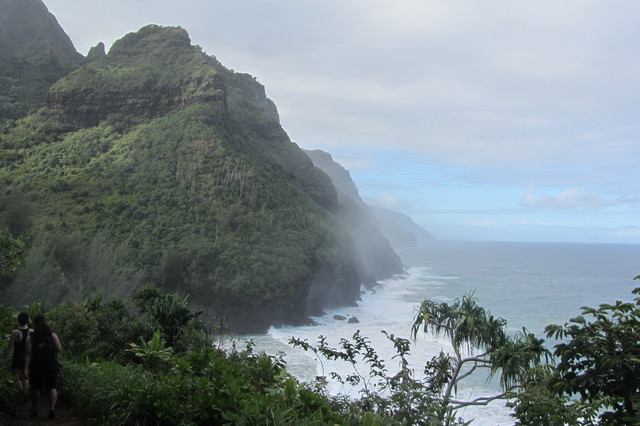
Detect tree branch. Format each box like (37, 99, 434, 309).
(450, 391, 510, 409)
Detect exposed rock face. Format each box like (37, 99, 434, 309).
(0, 0, 84, 119)
(305, 149, 361, 201)
(47, 26, 228, 129)
(0, 0, 82, 66)
(86, 42, 106, 61)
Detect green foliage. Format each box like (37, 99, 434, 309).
(23, 301, 46, 323)
(0, 359, 21, 416)
(64, 342, 347, 425)
(0, 305, 21, 416)
(127, 330, 175, 372)
(48, 296, 152, 363)
(43, 286, 210, 365)
(133, 283, 206, 351)
(508, 365, 595, 426)
(539, 287, 640, 423)
(0, 232, 27, 287)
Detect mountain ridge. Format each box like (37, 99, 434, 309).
(0, 3, 404, 333)
(0, 0, 84, 119)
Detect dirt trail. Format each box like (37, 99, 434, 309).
(0, 394, 86, 426)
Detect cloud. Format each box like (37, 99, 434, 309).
(332, 157, 376, 171)
(469, 220, 498, 229)
(513, 220, 550, 226)
(610, 228, 640, 239)
(366, 192, 408, 209)
(523, 185, 639, 210)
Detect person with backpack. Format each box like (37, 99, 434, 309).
(3, 312, 32, 399)
(23, 314, 62, 419)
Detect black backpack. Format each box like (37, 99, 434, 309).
(32, 334, 57, 366)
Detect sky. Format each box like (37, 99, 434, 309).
(43, 0, 640, 244)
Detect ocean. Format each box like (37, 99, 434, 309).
(237, 241, 640, 425)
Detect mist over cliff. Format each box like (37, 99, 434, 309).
(0, 0, 404, 332)
(305, 149, 433, 251)
(369, 206, 435, 249)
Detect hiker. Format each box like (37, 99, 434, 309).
(4, 312, 31, 399)
(24, 314, 62, 419)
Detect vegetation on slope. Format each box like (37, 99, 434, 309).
(0, 22, 403, 332)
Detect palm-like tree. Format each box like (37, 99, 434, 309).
(412, 292, 549, 409)
(134, 283, 203, 348)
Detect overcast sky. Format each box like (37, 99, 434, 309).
(44, 0, 640, 243)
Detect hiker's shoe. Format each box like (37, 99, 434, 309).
(48, 409, 56, 419)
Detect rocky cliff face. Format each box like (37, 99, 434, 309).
(0, 0, 82, 65)
(46, 26, 227, 129)
(0, 0, 83, 119)
(0, 15, 404, 332)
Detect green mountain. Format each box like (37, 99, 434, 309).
(0, 0, 84, 120)
(0, 3, 403, 332)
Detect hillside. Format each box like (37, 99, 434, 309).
(0, 2, 404, 333)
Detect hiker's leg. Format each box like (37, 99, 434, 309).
(30, 389, 39, 413)
(19, 369, 29, 393)
(48, 388, 58, 410)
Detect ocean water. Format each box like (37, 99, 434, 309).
(239, 241, 640, 425)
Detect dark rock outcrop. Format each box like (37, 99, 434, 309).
(86, 42, 106, 61)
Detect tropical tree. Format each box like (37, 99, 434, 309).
(290, 330, 469, 425)
(133, 283, 204, 349)
(542, 286, 640, 424)
(411, 292, 549, 409)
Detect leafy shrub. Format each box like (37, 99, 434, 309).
(0, 305, 21, 416)
(48, 296, 153, 363)
(64, 342, 347, 425)
(0, 361, 21, 416)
